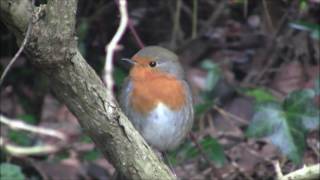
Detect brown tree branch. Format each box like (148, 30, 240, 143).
(0, 0, 174, 179)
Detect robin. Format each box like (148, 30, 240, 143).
(120, 46, 194, 151)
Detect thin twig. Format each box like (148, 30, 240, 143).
(230, 161, 254, 180)
(114, 0, 144, 48)
(245, 0, 299, 83)
(170, 0, 182, 49)
(0, 0, 34, 87)
(0, 115, 67, 141)
(128, 20, 144, 49)
(281, 164, 320, 180)
(0, 137, 58, 156)
(262, 0, 274, 32)
(199, 1, 227, 35)
(273, 161, 284, 178)
(191, 0, 198, 39)
(103, 0, 128, 99)
(213, 105, 248, 125)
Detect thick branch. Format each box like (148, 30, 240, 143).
(0, 0, 174, 179)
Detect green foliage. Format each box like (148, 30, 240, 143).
(0, 163, 25, 180)
(77, 19, 89, 56)
(113, 67, 127, 88)
(284, 89, 319, 130)
(169, 137, 226, 167)
(83, 149, 102, 162)
(7, 114, 37, 146)
(17, 114, 37, 125)
(8, 130, 32, 146)
(191, 136, 226, 167)
(194, 101, 214, 117)
(244, 88, 277, 103)
(80, 135, 93, 143)
(194, 60, 221, 116)
(298, 0, 308, 12)
(52, 151, 70, 162)
(246, 89, 319, 164)
(200, 60, 221, 92)
(246, 102, 305, 163)
(186, 61, 226, 166)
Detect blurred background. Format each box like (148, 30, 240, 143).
(0, 0, 319, 179)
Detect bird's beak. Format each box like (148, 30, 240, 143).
(121, 58, 136, 64)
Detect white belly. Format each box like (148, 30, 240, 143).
(139, 103, 191, 151)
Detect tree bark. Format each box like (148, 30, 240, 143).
(0, 0, 174, 179)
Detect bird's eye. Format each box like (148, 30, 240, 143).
(149, 61, 157, 67)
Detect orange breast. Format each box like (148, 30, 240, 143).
(130, 68, 186, 115)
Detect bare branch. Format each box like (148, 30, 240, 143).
(0, 137, 58, 156)
(0, 115, 67, 141)
(0, 0, 34, 87)
(103, 0, 128, 99)
(273, 161, 320, 180)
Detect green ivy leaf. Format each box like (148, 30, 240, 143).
(246, 101, 305, 164)
(283, 89, 315, 112)
(166, 141, 194, 166)
(283, 89, 319, 130)
(0, 163, 25, 180)
(185, 136, 226, 167)
(244, 88, 277, 104)
(246, 102, 284, 138)
(200, 136, 226, 167)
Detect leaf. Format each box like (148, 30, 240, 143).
(246, 102, 305, 164)
(0, 163, 25, 180)
(185, 136, 226, 167)
(113, 67, 127, 87)
(244, 88, 277, 104)
(295, 107, 320, 131)
(246, 102, 284, 138)
(194, 101, 214, 117)
(80, 135, 93, 143)
(283, 89, 319, 130)
(200, 60, 221, 92)
(283, 89, 315, 112)
(267, 120, 305, 164)
(83, 149, 102, 161)
(200, 60, 217, 70)
(8, 130, 32, 146)
(200, 136, 226, 167)
(166, 141, 194, 166)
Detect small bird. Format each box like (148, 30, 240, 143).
(120, 46, 194, 151)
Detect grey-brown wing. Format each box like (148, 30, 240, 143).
(181, 80, 194, 131)
(119, 77, 132, 116)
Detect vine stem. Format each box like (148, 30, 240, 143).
(103, 0, 128, 100)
